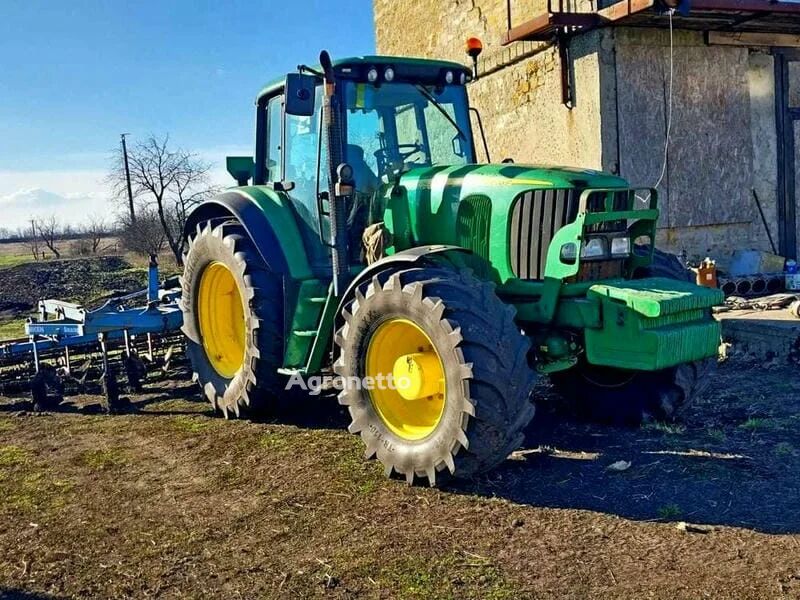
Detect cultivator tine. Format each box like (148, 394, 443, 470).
(77, 369, 90, 390)
(71, 357, 92, 391)
(124, 350, 146, 393)
(31, 335, 40, 373)
(64, 346, 71, 376)
(163, 345, 175, 373)
(145, 333, 154, 363)
(98, 333, 121, 414)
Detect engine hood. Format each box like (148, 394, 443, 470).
(397, 163, 629, 196)
(382, 163, 633, 282)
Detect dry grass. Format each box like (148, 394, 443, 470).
(0, 320, 26, 341)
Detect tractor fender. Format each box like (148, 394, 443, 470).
(184, 188, 312, 280)
(336, 245, 475, 318)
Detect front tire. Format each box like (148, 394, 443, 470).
(635, 248, 694, 282)
(550, 357, 716, 424)
(180, 221, 283, 417)
(334, 267, 537, 486)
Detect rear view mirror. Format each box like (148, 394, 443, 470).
(285, 73, 316, 116)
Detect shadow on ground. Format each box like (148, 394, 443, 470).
(449, 361, 800, 534)
(0, 590, 66, 600)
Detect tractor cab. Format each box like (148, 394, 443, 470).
(250, 56, 475, 184)
(228, 56, 477, 275)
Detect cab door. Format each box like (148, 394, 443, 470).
(265, 87, 331, 275)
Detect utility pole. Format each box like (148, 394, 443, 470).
(120, 133, 136, 223)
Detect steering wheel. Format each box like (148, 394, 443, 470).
(374, 143, 425, 174)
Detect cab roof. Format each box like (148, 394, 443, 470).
(255, 55, 471, 104)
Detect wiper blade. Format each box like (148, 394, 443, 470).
(414, 84, 466, 141)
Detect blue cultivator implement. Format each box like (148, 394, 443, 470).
(0, 257, 184, 412)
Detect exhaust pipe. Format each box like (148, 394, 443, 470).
(320, 50, 351, 297)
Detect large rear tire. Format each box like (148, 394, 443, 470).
(334, 267, 537, 486)
(180, 221, 284, 417)
(550, 357, 716, 424)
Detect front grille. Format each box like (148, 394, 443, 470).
(509, 189, 580, 280)
(509, 188, 631, 281)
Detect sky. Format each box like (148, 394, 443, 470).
(0, 0, 375, 230)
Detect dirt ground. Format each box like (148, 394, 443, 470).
(0, 257, 148, 323)
(0, 354, 798, 599)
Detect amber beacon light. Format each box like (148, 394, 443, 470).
(465, 37, 483, 80)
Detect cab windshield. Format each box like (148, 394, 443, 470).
(343, 81, 474, 192)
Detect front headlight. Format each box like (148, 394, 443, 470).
(560, 242, 578, 263)
(610, 237, 631, 257)
(581, 237, 608, 259)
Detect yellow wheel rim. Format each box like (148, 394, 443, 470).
(365, 318, 446, 441)
(197, 262, 246, 378)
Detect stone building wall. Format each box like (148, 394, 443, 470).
(374, 0, 610, 168)
(374, 0, 791, 262)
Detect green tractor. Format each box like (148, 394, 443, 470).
(180, 51, 722, 485)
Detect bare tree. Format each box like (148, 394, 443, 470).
(83, 216, 107, 254)
(36, 215, 62, 259)
(117, 207, 167, 257)
(26, 219, 40, 260)
(108, 135, 216, 265)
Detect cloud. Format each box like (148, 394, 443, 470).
(0, 187, 114, 230)
(0, 147, 248, 230)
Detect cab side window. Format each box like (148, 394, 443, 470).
(265, 95, 283, 182)
(284, 106, 319, 202)
(284, 85, 324, 224)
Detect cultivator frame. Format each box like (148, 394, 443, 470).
(0, 257, 184, 410)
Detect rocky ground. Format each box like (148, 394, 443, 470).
(0, 355, 798, 599)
